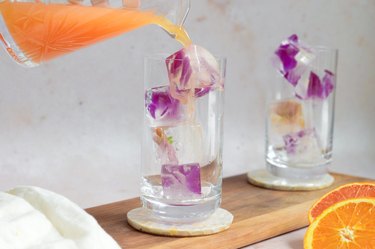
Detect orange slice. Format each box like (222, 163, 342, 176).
(304, 197, 375, 249)
(308, 182, 375, 223)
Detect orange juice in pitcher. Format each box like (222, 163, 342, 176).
(0, 0, 191, 66)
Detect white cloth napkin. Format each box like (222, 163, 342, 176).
(0, 186, 121, 249)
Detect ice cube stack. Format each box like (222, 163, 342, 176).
(145, 45, 222, 199)
(272, 35, 336, 163)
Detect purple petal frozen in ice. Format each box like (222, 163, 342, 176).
(322, 70, 335, 98)
(274, 35, 335, 100)
(307, 71, 323, 99)
(161, 163, 201, 198)
(180, 57, 193, 87)
(145, 86, 181, 121)
(306, 70, 335, 99)
(283, 134, 299, 154)
(288, 34, 298, 43)
(166, 45, 222, 103)
(274, 34, 318, 88)
(275, 34, 300, 86)
(275, 42, 298, 71)
(194, 86, 211, 97)
(283, 129, 315, 154)
(170, 49, 183, 74)
(285, 70, 301, 87)
(166, 49, 193, 103)
(283, 128, 323, 162)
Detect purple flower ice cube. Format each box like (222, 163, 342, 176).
(166, 45, 222, 103)
(161, 163, 201, 199)
(145, 86, 181, 122)
(283, 128, 320, 156)
(283, 129, 306, 154)
(274, 34, 315, 86)
(153, 127, 178, 165)
(306, 70, 335, 99)
(274, 35, 336, 100)
(275, 34, 300, 86)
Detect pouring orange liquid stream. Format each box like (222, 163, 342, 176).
(0, 0, 191, 64)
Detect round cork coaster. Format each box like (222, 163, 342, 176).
(127, 207, 233, 237)
(247, 169, 334, 191)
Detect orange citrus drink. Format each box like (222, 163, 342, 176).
(0, 0, 191, 64)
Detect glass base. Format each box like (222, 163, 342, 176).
(266, 160, 329, 179)
(141, 194, 221, 222)
(127, 207, 233, 236)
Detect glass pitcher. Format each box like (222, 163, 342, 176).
(0, 0, 190, 67)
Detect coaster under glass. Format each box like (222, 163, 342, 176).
(127, 207, 233, 237)
(247, 169, 334, 191)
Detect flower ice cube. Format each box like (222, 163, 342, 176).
(164, 123, 204, 164)
(153, 127, 178, 165)
(295, 70, 335, 100)
(145, 85, 185, 124)
(166, 45, 222, 103)
(274, 35, 336, 100)
(274, 34, 315, 86)
(161, 163, 201, 199)
(283, 129, 322, 163)
(270, 99, 305, 134)
(152, 124, 204, 167)
(307, 70, 335, 99)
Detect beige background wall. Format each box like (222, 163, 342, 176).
(0, 0, 374, 207)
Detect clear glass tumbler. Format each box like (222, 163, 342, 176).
(141, 54, 226, 221)
(266, 47, 338, 179)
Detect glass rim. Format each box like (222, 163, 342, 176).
(144, 53, 227, 63)
(310, 46, 338, 54)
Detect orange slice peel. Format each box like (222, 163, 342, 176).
(308, 182, 375, 223)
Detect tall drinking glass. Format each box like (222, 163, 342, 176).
(141, 55, 226, 221)
(266, 47, 338, 180)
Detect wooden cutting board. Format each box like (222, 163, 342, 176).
(86, 172, 373, 249)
